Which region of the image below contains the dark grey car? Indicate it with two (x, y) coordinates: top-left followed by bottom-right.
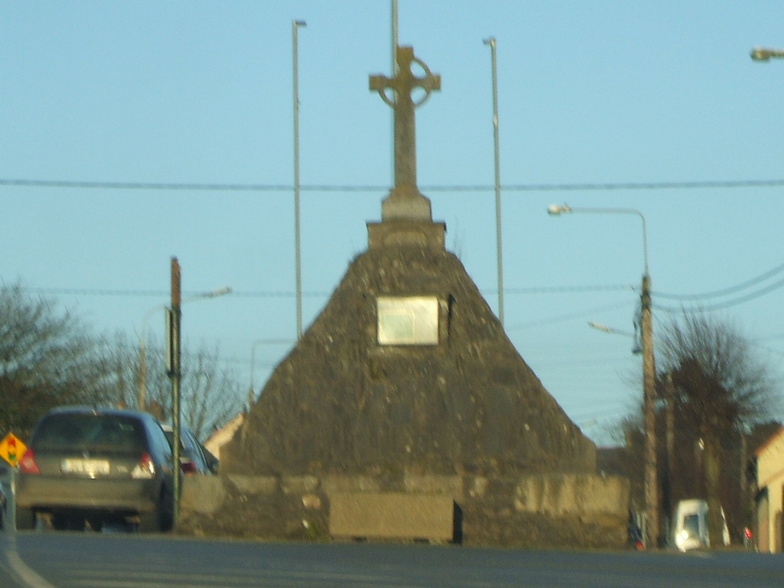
(161, 424), (218, 475)
(15, 406), (175, 532)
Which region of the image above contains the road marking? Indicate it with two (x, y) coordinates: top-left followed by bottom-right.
(1, 533), (56, 588)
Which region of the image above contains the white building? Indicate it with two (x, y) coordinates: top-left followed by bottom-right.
(204, 412), (244, 463)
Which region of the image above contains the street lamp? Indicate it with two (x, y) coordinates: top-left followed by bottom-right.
(137, 286), (232, 411)
(484, 36), (504, 326)
(548, 203), (658, 548)
(751, 47), (784, 61)
(588, 321), (641, 354)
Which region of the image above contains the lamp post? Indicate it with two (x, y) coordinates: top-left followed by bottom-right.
(548, 203), (658, 548)
(484, 36), (504, 326)
(137, 286), (232, 411)
(293, 19), (306, 340)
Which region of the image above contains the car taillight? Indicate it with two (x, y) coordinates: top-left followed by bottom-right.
(130, 452), (156, 479)
(180, 460), (198, 475)
(18, 448), (40, 474)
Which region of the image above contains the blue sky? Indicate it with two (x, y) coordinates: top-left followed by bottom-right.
(2, 1), (783, 445)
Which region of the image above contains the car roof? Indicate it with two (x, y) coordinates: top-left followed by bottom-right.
(41, 405), (159, 422)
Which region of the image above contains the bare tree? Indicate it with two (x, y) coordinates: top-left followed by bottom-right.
(660, 312), (777, 546)
(0, 283), (115, 437)
(181, 344), (244, 440)
(139, 335), (244, 440)
(0, 283), (245, 443)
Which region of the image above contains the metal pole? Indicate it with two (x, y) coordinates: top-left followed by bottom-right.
(484, 36), (504, 326)
(293, 19), (306, 340)
(169, 257), (182, 525)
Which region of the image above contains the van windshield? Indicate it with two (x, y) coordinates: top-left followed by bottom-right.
(682, 513), (700, 539)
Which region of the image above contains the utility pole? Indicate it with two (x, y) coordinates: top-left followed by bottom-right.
(641, 273), (658, 547)
(664, 366), (675, 539)
(167, 256), (182, 525)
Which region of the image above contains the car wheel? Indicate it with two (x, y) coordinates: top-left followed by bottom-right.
(138, 490), (171, 533)
(15, 506), (35, 530)
(137, 504), (162, 533)
(161, 486), (175, 532)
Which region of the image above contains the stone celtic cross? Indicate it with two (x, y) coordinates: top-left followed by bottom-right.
(370, 46), (440, 221)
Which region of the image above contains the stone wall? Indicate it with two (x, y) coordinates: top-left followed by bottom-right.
(177, 472), (630, 549)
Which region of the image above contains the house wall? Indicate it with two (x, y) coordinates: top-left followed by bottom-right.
(756, 428), (784, 553)
(203, 413), (244, 461)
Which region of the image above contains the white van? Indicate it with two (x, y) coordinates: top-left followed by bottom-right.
(671, 498), (730, 551)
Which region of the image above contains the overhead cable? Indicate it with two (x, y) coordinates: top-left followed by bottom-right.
(653, 261), (784, 301)
(655, 276), (784, 313)
(3, 177), (784, 193)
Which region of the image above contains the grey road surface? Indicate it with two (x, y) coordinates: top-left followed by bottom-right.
(2, 532), (783, 588)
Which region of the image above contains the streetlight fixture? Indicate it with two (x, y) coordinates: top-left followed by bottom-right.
(751, 47), (784, 61)
(548, 203), (658, 548)
(293, 19), (306, 340)
(588, 321), (641, 354)
(137, 286), (232, 411)
(484, 35), (504, 326)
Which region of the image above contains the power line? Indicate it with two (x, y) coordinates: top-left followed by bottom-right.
(653, 261), (784, 301)
(20, 260), (784, 315)
(26, 284), (633, 298)
(499, 285), (632, 295)
(27, 287), (332, 299)
(506, 301), (633, 331)
(655, 275), (784, 314)
(3, 177), (784, 193)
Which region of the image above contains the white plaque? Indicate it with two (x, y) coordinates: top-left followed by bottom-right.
(377, 296), (439, 345)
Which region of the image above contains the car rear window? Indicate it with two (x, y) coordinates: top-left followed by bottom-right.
(33, 413), (147, 455)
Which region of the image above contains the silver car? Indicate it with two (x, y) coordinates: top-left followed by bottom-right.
(15, 406), (176, 532)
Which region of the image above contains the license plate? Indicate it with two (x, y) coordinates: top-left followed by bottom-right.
(61, 458), (110, 476)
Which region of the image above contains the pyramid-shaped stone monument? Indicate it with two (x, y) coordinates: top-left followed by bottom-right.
(185, 46), (629, 548)
(224, 46), (596, 478)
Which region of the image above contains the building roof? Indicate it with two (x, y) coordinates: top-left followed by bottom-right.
(754, 426), (784, 458)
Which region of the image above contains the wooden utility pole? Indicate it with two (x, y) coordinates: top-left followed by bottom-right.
(168, 256), (182, 524)
(641, 273), (658, 547)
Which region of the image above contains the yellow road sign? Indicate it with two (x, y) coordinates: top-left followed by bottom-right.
(0, 432), (26, 467)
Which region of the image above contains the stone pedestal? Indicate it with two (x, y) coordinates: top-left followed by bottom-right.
(367, 220), (446, 249)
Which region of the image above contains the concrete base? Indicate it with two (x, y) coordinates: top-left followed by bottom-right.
(176, 472), (629, 548)
(329, 492), (456, 542)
